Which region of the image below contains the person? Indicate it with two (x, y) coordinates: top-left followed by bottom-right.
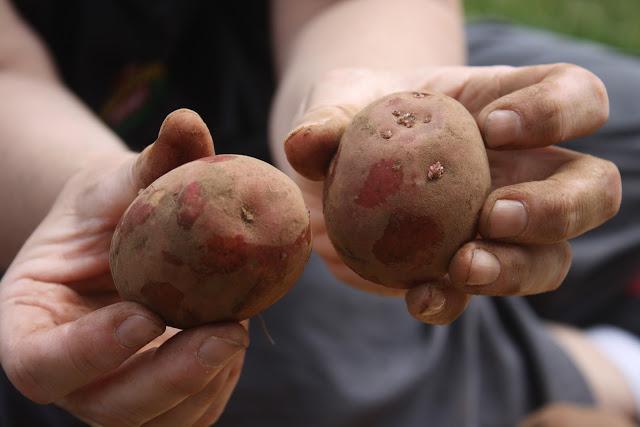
(0, 0), (637, 426)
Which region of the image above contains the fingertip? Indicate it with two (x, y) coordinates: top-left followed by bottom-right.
(204, 322), (250, 350)
(405, 284), (446, 318)
(284, 121), (341, 181)
(405, 283), (468, 325)
(158, 109), (213, 152)
(134, 109), (214, 188)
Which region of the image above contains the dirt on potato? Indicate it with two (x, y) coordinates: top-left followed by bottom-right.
(110, 155), (312, 328)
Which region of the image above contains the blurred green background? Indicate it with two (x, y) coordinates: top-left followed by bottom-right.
(464, 0), (640, 55)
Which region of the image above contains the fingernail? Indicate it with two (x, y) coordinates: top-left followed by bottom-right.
(489, 199), (528, 238)
(420, 286), (446, 317)
(116, 315), (165, 349)
(197, 336), (246, 369)
(285, 119), (331, 144)
(485, 110), (522, 147)
(466, 249), (501, 285)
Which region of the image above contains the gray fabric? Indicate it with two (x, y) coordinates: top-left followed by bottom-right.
(220, 253), (591, 427)
(216, 21), (640, 427)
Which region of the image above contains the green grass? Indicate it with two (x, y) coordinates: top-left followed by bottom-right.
(464, 0), (640, 55)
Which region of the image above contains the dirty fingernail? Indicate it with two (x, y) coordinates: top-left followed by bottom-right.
(197, 336), (245, 369)
(420, 286), (446, 317)
(485, 110), (522, 147)
(285, 118), (332, 143)
(466, 249), (501, 285)
(489, 199), (528, 238)
(116, 315), (165, 349)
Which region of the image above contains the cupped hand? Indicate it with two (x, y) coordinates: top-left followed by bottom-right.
(0, 110), (248, 426)
(284, 65), (621, 324)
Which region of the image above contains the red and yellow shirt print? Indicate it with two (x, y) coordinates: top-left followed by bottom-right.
(100, 63), (168, 134)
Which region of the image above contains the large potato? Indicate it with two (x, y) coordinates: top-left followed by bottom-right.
(323, 91), (490, 288)
(110, 154), (312, 328)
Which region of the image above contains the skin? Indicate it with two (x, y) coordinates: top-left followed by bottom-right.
(519, 403), (638, 427)
(0, 0), (633, 423)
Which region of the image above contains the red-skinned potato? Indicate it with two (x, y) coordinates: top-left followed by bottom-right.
(110, 154), (312, 328)
(323, 91), (490, 288)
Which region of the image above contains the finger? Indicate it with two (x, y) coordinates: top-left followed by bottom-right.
(284, 105), (357, 180)
(479, 150), (621, 244)
(1, 299), (165, 404)
(74, 109), (214, 219)
(405, 279), (470, 325)
(144, 354), (242, 427)
(283, 69), (394, 180)
(61, 323), (248, 427)
(448, 240), (572, 296)
(192, 355), (245, 427)
(475, 63), (609, 149)
(133, 108), (215, 189)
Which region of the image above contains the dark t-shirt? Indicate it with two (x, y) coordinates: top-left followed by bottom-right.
(13, 0), (275, 159)
(9, 2), (636, 426)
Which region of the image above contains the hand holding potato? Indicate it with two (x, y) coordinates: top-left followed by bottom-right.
(284, 64), (621, 324)
(0, 110), (248, 426)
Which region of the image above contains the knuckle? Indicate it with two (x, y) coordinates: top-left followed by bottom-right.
(539, 185), (575, 241)
(548, 243), (572, 292)
(599, 159), (622, 218)
(562, 64), (610, 125)
(555, 62), (582, 74)
(591, 76), (610, 124)
(519, 81), (564, 142)
(162, 366), (207, 396)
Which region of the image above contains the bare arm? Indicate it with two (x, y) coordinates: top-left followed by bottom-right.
(0, 0), (129, 267)
(270, 0), (464, 171)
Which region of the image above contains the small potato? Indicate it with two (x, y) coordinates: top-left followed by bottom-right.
(110, 155), (312, 328)
(323, 91), (490, 288)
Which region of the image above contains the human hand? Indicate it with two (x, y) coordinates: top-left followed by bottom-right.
(0, 110), (248, 426)
(283, 65), (621, 324)
(519, 403), (637, 427)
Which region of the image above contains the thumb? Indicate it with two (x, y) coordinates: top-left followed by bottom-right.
(133, 108), (214, 189)
(71, 109), (214, 220)
(284, 104), (358, 181)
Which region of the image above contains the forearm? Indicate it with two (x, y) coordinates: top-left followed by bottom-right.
(0, 73), (129, 266)
(548, 323), (637, 419)
(0, 1), (127, 266)
(270, 0), (465, 170)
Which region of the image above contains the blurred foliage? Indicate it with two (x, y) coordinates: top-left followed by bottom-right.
(464, 0), (640, 55)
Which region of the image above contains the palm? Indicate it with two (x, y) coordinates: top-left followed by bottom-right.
(1, 161), (128, 333)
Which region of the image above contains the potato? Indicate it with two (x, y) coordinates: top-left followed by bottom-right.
(110, 154), (312, 328)
(323, 91), (490, 288)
